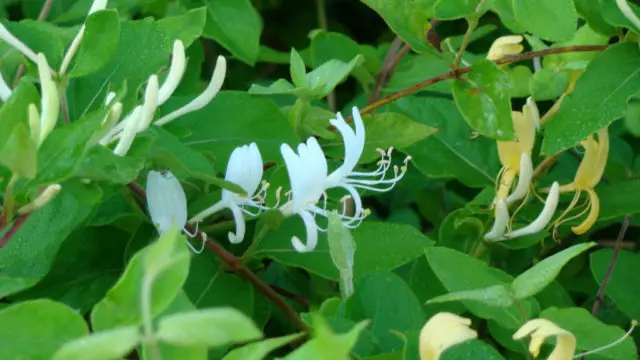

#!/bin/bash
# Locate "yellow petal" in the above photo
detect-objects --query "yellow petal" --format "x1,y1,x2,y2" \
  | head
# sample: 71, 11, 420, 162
571, 188, 600, 235
574, 127, 609, 190
419, 312, 478, 360
487, 35, 524, 61
497, 103, 537, 170
513, 319, 576, 360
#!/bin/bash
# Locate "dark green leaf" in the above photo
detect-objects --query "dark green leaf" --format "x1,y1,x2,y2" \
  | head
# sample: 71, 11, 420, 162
590, 249, 640, 321
513, 0, 578, 41
75, 146, 145, 184
157, 7, 207, 47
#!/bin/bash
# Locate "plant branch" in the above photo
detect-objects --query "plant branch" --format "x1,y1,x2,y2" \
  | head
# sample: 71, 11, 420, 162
591, 215, 632, 317
127, 182, 310, 334
0, 214, 28, 248
369, 36, 404, 104
452, 0, 487, 70
347, 45, 607, 121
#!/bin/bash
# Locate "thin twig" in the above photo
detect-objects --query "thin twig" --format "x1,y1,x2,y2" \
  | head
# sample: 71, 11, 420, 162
345, 45, 608, 121
272, 285, 310, 307
369, 36, 404, 104
127, 182, 310, 333
12, 0, 55, 87
532, 153, 562, 180
452, 0, 487, 70
591, 215, 632, 317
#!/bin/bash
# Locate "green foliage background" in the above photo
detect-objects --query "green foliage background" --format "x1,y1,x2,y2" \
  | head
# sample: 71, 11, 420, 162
0, 0, 640, 359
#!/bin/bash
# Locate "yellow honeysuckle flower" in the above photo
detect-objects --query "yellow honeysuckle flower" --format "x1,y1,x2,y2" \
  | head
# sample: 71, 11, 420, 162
552, 127, 609, 236
485, 99, 540, 240
487, 35, 524, 61
419, 312, 477, 360
513, 319, 576, 360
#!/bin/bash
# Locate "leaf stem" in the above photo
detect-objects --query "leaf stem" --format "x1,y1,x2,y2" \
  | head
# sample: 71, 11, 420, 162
141, 274, 161, 360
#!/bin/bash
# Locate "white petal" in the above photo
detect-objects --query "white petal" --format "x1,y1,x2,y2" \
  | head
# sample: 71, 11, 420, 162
484, 200, 509, 240
154, 55, 226, 126
291, 210, 319, 252
506, 153, 533, 205
146, 170, 188, 234
224, 143, 263, 198
227, 202, 246, 244
503, 182, 560, 239
0, 72, 12, 102
137, 75, 159, 132
158, 40, 187, 105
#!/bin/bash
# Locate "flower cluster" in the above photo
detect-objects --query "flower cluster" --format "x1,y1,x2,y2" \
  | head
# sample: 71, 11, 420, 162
147, 107, 410, 253
419, 312, 636, 360
482, 36, 610, 243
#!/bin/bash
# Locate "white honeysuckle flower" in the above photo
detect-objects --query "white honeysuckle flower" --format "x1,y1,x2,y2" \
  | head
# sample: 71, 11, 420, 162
99, 43, 226, 151
34, 53, 59, 147
155, 55, 227, 126
146, 170, 205, 253
325, 107, 410, 226
59, 0, 108, 74
501, 182, 560, 240
279, 137, 329, 253
0, 72, 11, 101
17, 184, 62, 214
188, 143, 271, 244
113, 105, 142, 156
506, 153, 533, 205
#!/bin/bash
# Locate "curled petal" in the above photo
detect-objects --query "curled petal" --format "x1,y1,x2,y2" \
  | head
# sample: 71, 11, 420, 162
571, 188, 599, 235
513, 318, 576, 360
158, 40, 187, 105
484, 200, 509, 241
419, 312, 477, 360
503, 182, 560, 240
155, 55, 226, 126
227, 202, 246, 244
17, 184, 62, 215
291, 210, 319, 253
486, 35, 523, 61
506, 153, 533, 205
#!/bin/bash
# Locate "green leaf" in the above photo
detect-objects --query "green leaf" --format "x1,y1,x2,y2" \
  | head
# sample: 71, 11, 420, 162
90, 228, 191, 331
442, 339, 505, 360
284, 315, 369, 360
360, 0, 439, 56
197, 0, 263, 65
290, 48, 307, 89
0, 299, 89, 359
575, 0, 616, 36
31, 108, 108, 185
434, 0, 485, 20
0, 123, 37, 179
0, 79, 39, 152
347, 272, 424, 352
144, 126, 243, 194
601, 0, 640, 32
438, 209, 484, 254
452, 60, 514, 141
2, 19, 68, 68
68, 9, 121, 78
426, 247, 538, 329
0, 182, 101, 297
324, 112, 438, 163
222, 333, 303, 360
254, 220, 433, 281
427, 284, 514, 308
599, 180, 640, 220
541, 307, 637, 359
167, 91, 298, 165
68, 18, 171, 118
157, 308, 263, 347
513, 0, 577, 41
530, 69, 570, 101
488, 0, 525, 33
74, 146, 144, 184
542, 42, 640, 154
591, 249, 640, 321
157, 7, 207, 47
392, 96, 501, 187
52, 326, 141, 360
511, 242, 596, 300
327, 212, 356, 272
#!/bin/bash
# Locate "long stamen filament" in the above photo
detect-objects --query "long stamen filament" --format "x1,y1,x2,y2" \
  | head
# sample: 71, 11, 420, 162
573, 320, 637, 358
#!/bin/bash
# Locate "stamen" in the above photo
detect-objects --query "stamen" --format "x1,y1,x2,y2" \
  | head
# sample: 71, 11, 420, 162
501, 182, 560, 240
573, 320, 637, 358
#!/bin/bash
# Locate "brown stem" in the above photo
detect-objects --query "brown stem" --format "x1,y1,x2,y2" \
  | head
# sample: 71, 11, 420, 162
591, 215, 632, 317
0, 214, 29, 248
346, 45, 607, 121
127, 182, 310, 333
532, 153, 562, 180
369, 36, 404, 104
272, 285, 310, 307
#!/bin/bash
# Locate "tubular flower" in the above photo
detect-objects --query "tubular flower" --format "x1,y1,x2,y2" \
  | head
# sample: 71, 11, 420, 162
100, 40, 227, 155
28, 53, 60, 148
279, 137, 329, 253
486, 35, 524, 61
325, 107, 410, 227
552, 127, 609, 236
419, 312, 478, 360
0, 72, 11, 102
513, 319, 575, 360
146, 170, 205, 253
484, 98, 539, 240
188, 143, 271, 244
